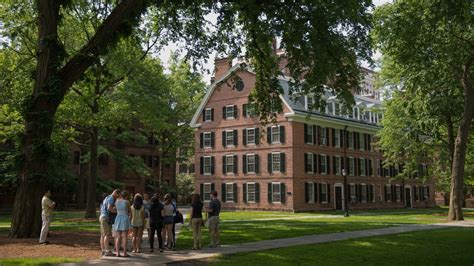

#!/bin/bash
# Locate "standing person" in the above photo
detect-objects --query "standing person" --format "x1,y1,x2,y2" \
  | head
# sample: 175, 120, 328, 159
161, 194, 175, 250
99, 189, 120, 256
142, 193, 151, 242
149, 193, 164, 253
131, 193, 145, 253
171, 193, 178, 248
188, 194, 204, 250
113, 191, 131, 257
39, 189, 55, 245
206, 191, 221, 248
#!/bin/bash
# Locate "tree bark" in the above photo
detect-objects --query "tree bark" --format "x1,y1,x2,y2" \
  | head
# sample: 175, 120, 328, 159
76, 147, 87, 209
85, 125, 99, 218
10, 0, 149, 237
448, 56, 473, 221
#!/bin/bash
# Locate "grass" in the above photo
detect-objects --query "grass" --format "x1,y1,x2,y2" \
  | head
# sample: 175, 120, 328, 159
176, 208, 474, 249
211, 227, 474, 266
0, 257, 83, 265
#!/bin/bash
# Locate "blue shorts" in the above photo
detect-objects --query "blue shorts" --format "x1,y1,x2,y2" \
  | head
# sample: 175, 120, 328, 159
163, 216, 174, 225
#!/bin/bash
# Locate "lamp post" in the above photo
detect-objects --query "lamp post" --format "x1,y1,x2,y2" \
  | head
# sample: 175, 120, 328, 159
343, 125, 349, 217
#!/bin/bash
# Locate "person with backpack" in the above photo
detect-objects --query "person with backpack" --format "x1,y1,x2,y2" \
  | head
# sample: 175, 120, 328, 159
99, 189, 120, 256
206, 191, 221, 248
149, 193, 164, 253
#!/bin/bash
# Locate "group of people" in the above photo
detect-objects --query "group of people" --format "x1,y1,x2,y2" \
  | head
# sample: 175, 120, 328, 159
99, 189, 221, 257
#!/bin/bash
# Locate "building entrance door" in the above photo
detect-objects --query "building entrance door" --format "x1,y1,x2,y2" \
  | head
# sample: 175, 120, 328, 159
335, 186, 343, 210
405, 188, 412, 208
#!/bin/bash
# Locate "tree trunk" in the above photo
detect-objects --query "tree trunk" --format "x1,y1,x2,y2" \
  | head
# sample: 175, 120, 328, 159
9, 0, 149, 237
85, 80, 100, 218
76, 147, 87, 209
448, 57, 473, 221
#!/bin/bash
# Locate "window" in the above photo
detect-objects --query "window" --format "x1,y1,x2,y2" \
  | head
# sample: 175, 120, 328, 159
203, 183, 212, 201
334, 156, 341, 175
360, 158, 366, 176
349, 157, 355, 176
327, 102, 334, 115
359, 133, 365, 151
271, 126, 281, 143
272, 183, 282, 203
203, 156, 212, 175
306, 124, 315, 144
226, 130, 234, 146
320, 155, 327, 174
305, 153, 315, 173
353, 107, 359, 119
243, 103, 255, 117
386, 185, 392, 202
321, 183, 328, 203
350, 184, 356, 203
396, 186, 401, 202
378, 184, 382, 202
226, 155, 234, 174
334, 102, 341, 116
348, 131, 354, 149
225, 105, 235, 119
203, 132, 212, 148
247, 154, 256, 173
247, 183, 256, 202
334, 129, 340, 148
370, 184, 375, 203
226, 183, 234, 202
246, 128, 256, 145
424, 186, 429, 201
320, 127, 327, 145
362, 184, 367, 202
189, 163, 195, 174
307, 182, 315, 203
306, 96, 314, 109
204, 108, 213, 122
272, 153, 281, 172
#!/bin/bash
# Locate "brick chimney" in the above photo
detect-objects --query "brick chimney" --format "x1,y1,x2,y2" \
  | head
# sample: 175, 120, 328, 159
214, 57, 233, 81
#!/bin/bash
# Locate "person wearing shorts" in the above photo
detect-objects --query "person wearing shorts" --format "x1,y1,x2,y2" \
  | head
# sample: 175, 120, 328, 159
206, 191, 221, 248
99, 189, 120, 256
162, 194, 175, 249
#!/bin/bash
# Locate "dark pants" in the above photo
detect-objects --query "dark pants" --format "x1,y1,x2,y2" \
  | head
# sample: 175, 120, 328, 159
172, 223, 176, 247
149, 221, 163, 250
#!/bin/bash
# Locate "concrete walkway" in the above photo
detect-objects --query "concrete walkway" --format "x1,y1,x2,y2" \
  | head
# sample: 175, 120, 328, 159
78, 220, 474, 265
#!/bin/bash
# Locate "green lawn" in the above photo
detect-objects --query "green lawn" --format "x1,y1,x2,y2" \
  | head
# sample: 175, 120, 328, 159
0, 257, 83, 266
211, 227, 474, 266
177, 208, 474, 249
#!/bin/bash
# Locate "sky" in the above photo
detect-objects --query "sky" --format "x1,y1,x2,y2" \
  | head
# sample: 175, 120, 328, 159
158, 0, 392, 84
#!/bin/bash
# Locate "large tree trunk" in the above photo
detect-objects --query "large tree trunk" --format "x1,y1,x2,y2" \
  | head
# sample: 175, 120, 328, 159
10, 0, 149, 237
448, 57, 473, 221
76, 147, 87, 209
85, 125, 99, 218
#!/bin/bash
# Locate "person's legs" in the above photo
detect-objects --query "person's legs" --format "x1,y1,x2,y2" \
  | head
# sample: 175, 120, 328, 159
115, 231, 121, 256
137, 227, 143, 252
121, 231, 128, 256
172, 223, 176, 247
132, 227, 137, 252
149, 223, 156, 250
39, 214, 51, 244
166, 224, 173, 249
158, 222, 163, 251
197, 218, 202, 249
191, 218, 199, 249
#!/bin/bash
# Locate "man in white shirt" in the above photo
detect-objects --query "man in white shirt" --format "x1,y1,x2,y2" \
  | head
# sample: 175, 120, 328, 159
39, 189, 55, 244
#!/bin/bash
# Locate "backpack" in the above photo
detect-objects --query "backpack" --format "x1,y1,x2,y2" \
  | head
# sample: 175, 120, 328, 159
174, 210, 184, 224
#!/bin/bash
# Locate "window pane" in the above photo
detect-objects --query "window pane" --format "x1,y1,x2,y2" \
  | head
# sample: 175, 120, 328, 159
271, 126, 280, 143
247, 129, 255, 144
226, 184, 234, 202
226, 131, 234, 146
226, 106, 234, 119
272, 183, 281, 202
247, 154, 255, 173
226, 155, 234, 173
247, 184, 256, 202
272, 153, 281, 172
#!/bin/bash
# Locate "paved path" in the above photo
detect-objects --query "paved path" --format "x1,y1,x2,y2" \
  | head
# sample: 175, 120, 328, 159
76, 220, 474, 266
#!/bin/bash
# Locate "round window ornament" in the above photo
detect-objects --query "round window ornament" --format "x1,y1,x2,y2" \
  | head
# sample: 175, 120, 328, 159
235, 80, 245, 91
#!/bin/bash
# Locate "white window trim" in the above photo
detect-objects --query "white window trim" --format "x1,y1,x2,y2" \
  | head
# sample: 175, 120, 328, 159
272, 152, 281, 173
226, 130, 235, 147
272, 182, 282, 204
320, 183, 328, 203
350, 183, 356, 203
203, 183, 212, 202
226, 155, 235, 174
246, 153, 256, 174
320, 154, 328, 175
335, 156, 341, 176
246, 182, 256, 203
225, 182, 234, 203
225, 105, 235, 120
203, 132, 212, 148
307, 181, 315, 203
320, 127, 327, 146
360, 158, 366, 176
361, 183, 367, 203
335, 129, 340, 148
386, 185, 392, 202
271, 126, 281, 144
203, 156, 212, 176
204, 108, 212, 122
396, 185, 401, 202
246, 128, 256, 145
349, 157, 355, 176
307, 125, 314, 145
307, 153, 314, 174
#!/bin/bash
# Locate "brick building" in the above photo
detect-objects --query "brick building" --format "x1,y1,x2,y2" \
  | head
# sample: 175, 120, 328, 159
190, 58, 435, 212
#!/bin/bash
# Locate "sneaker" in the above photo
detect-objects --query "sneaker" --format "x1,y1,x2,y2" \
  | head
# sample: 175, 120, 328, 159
101, 251, 105, 256
104, 251, 115, 257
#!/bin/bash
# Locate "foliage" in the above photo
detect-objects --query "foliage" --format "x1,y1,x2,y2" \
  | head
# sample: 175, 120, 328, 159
175, 173, 194, 204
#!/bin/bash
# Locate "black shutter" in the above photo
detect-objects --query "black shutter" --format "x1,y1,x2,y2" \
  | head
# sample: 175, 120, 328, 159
268, 153, 272, 173
234, 105, 238, 118
243, 129, 247, 146
200, 133, 204, 148
233, 183, 238, 202
313, 153, 318, 173
211, 132, 215, 148
243, 155, 247, 174
210, 157, 215, 174
200, 183, 204, 199
305, 183, 309, 203
427, 186, 430, 201
355, 184, 359, 203
304, 153, 309, 173
367, 134, 371, 150
267, 127, 272, 144
233, 130, 238, 146
210, 183, 215, 194
255, 128, 260, 144
202, 110, 205, 122
318, 154, 322, 174
331, 128, 336, 147
327, 184, 331, 203
280, 183, 286, 204
268, 183, 272, 203
243, 183, 247, 203
243, 104, 248, 117
255, 155, 260, 174
234, 155, 238, 174
384, 185, 388, 202
314, 182, 318, 203
318, 183, 322, 202
325, 128, 329, 145
280, 126, 285, 143
317, 126, 322, 145
358, 184, 362, 202
255, 183, 260, 203
312, 125, 317, 144
369, 184, 374, 202
221, 183, 226, 201
280, 153, 286, 173
327, 155, 331, 175
211, 108, 214, 121
304, 124, 309, 143
200, 157, 204, 175
346, 157, 350, 174
222, 131, 226, 147
223, 106, 227, 119
333, 156, 337, 175
222, 156, 227, 174
340, 130, 344, 148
